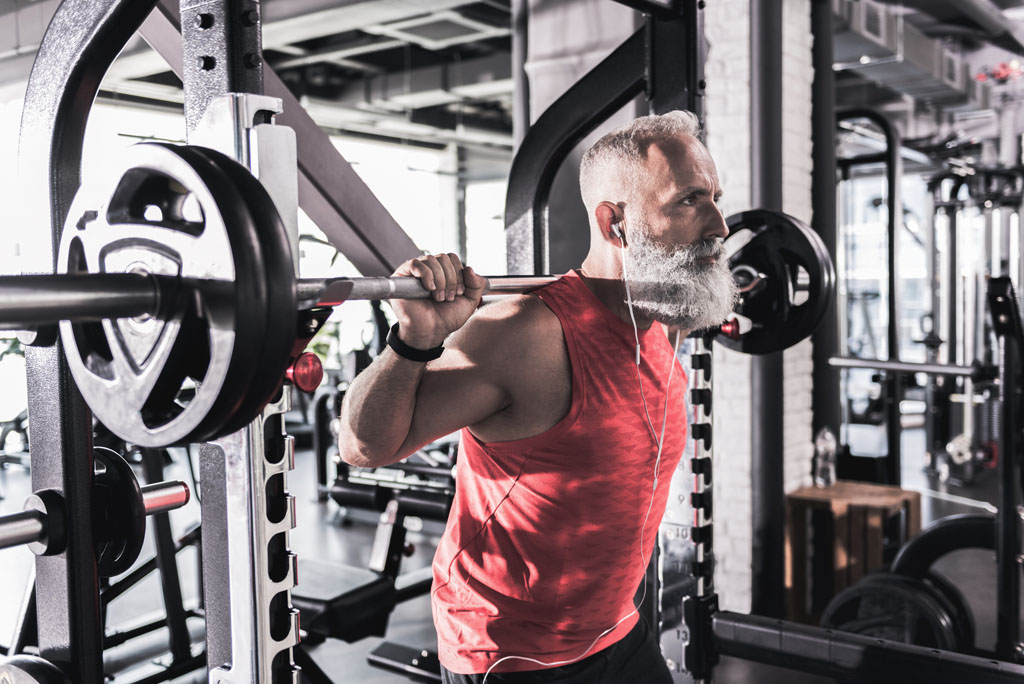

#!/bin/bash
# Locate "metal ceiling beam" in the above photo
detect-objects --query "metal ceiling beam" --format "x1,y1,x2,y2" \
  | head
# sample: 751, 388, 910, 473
301, 96, 513, 149
109, 0, 483, 82
142, 0, 421, 276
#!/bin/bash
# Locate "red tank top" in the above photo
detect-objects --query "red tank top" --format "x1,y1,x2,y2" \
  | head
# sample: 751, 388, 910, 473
431, 270, 689, 674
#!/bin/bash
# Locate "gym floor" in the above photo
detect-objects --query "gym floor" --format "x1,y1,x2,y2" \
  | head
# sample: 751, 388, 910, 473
0, 427, 1003, 683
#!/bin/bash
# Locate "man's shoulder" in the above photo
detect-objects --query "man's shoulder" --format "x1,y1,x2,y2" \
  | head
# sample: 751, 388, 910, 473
451, 294, 563, 356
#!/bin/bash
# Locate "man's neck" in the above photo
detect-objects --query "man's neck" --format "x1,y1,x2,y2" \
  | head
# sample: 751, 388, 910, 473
577, 257, 655, 329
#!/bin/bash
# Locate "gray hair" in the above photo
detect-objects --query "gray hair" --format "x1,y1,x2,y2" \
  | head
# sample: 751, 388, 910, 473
578, 110, 702, 213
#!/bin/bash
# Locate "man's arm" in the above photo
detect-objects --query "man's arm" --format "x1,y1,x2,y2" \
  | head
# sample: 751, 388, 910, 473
338, 309, 512, 468
337, 252, 509, 468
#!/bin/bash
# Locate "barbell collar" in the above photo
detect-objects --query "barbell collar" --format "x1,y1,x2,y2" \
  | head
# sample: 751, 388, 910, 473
140, 480, 191, 516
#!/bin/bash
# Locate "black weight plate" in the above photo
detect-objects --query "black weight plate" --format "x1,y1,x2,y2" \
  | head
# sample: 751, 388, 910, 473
821, 573, 959, 651
57, 142, 268, 447
924, 571, 975, 653
187, 145, 298, 434
720, 209, 835, 355
158, 144, 276, 441
93, 449, 145, 576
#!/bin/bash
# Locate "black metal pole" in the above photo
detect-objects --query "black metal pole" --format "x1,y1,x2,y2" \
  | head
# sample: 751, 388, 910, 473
713, 611, 1024, 683
503, 29, 647, 274
646, 1, 705, 119
749, 0, 785, 618
810, 0, 840, 440
179, 0, 264, 135
989, 278, 1023, 660
883, 114, 903, 485
996, 335, 1021, 659
17, 1, 159, 680
838, 109, 903, 484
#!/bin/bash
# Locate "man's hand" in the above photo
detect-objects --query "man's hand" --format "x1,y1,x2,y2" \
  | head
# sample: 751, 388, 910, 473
390, 253, 488, 349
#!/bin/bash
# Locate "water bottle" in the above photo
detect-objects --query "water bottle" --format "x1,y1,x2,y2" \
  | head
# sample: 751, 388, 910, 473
813, 426, 837, 488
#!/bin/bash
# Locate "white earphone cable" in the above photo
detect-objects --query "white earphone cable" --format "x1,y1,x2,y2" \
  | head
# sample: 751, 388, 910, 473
480, 229, 682, 683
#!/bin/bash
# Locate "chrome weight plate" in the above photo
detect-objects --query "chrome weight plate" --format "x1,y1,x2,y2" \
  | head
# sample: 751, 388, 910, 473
57, 143, 269, 447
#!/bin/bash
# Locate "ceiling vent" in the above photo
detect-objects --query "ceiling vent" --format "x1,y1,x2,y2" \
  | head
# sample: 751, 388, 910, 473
833, 0, 987, 109
363, 10, 509, 51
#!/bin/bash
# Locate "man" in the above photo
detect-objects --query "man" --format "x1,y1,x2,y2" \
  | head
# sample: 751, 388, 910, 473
338, 110, 737, 683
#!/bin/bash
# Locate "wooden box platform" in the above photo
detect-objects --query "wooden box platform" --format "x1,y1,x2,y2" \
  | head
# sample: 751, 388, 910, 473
785, 481, 921, 623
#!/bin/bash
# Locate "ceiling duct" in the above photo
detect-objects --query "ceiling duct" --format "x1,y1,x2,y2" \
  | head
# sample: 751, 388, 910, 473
833, 0, 991, 110
340, 52, 512, 111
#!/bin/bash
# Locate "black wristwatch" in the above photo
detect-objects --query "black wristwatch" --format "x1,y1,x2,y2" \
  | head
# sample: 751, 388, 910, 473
386, 323, 444, 362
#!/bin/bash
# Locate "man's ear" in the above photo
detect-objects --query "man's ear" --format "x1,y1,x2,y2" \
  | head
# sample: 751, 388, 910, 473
595, 202, 625, 245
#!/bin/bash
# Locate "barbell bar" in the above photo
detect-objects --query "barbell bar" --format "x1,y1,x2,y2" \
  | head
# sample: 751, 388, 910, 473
0, 479, 190, 552
19, 143, 833, 449
0, 273, 560, 330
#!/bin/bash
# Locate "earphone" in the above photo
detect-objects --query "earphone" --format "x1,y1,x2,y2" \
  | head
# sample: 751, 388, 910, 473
481, 218, 682, 683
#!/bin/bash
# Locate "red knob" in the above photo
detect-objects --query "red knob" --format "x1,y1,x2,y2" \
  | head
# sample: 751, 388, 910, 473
286, 352, 324, 393
720, 320, 741, 340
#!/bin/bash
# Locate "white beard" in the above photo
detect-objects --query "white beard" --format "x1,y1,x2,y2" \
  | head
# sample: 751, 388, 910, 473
623, 229, 738, 330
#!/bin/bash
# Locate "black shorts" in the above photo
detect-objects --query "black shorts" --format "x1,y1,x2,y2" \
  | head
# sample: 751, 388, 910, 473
440, 617, 674, 684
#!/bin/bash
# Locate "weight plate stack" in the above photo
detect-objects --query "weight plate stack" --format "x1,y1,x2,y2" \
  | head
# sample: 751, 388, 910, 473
820, 572, 962, 652
57, 143, 295, 447
187, 145, 297, 434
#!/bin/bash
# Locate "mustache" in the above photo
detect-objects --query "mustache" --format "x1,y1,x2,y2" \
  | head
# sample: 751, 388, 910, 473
669, 239, 726, 264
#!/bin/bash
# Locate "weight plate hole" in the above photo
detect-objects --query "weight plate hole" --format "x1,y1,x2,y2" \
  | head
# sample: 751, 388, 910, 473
181, 193, 203, 223
139, 312, 210, 429
65, 237, 116, 377
73, 321, 114, 380
107, 170, 205, 236
793, 265, 810, 306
